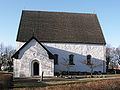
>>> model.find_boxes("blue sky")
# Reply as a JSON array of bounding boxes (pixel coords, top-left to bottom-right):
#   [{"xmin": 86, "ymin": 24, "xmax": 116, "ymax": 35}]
[{"xmin": 0, "ymin": 0, "xmax": 120, "ymax": 48}]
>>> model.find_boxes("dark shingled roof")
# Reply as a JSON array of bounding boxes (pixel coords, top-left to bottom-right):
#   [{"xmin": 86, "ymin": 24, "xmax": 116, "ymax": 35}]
[{"xmin": 17, "ymin": 10, "xmax": 106, "ymax": 45}]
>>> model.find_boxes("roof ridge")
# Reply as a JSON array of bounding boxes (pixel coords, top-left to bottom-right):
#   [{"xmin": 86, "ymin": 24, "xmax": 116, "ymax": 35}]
[{"xmin": 22, "ymin": 10, "xmax": 96, "ymax": 15}]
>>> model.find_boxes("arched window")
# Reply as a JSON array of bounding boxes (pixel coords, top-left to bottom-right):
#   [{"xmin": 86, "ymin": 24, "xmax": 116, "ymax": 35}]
[
  {"xmin": 69, "ymin": 54, "xmax": 75, "ymax": 65},
  {"xmin": 54, "ymin": 54, "xmax": 58, "ymax": 65},
  {"xmin": 87, "ymin": 55, "xmax": 91, "ymax": 65}
]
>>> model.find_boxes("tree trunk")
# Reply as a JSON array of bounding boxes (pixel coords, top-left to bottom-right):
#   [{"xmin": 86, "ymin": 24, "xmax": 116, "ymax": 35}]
[
  {"xmin": 90, "ymin": 65, "xmax": 93, "ymax": 77},
  {"xmin": 106, "ymin": 64, "xmax": 109, "ymax": 72},
  {"xmin": 106, "ymin": 56, "xmax": 110, "ymax": 72},
  {"xmin": 0, "ymin": 64, "xmax": 1, "ymax": 71},
  {"xmin": 67, "ymin": 68, "xmax": 70, "ymax": 75}
]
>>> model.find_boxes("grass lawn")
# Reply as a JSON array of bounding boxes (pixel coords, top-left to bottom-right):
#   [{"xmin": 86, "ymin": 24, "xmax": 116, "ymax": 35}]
[
  {"xmin": 1, "ymin": 72, "xmax": 120, "ymax": 89},
  {"xmin": 13, "ymin": 78, "xmax": 97, "ymax": 88},
  {"xmin": 12, "ymin": 74, "xmax": 120, "ymax": 90},
  {"xmin": 68, "ymin": 74, "xmax": 120, "ymax": 78}
]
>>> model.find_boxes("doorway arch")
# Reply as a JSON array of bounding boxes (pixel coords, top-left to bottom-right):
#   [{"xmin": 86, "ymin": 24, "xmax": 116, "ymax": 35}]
[
  {"xmin": 33, "ymin": 62, "xmax": 39, "ymax": 75},
  {"xmin": 31, "ymin": 60, "xmax": 39, "ymax": 76}
]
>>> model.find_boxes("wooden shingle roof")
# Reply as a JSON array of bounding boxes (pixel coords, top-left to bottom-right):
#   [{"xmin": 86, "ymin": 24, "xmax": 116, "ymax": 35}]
[{"xmin": 17, "ymin": 10, "xmax": 106, "ymax": 45}]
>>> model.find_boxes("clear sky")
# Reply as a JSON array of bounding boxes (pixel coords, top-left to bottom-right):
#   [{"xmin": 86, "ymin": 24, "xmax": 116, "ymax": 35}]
[{"xmin": 0, "ymin": 0, "xmax": 120, "ymax": 48}]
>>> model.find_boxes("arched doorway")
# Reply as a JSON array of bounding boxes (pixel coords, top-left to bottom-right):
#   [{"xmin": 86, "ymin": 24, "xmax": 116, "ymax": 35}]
[{"xmin": 33, "ymin": 62, "xmax": 39, "ymax": 75}]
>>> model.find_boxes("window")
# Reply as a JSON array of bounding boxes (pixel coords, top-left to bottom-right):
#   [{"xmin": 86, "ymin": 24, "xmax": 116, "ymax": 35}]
[
  {"xmin": 54, "ymin": 54, "xmax": 58, "ymax": 65},
  {"xmin": 69, "ymin": 54, "xmax": 75, "ymax": 65},
  {"xmin": 87, "ymin": 55, "xmax": 91, "ymax": 65}
]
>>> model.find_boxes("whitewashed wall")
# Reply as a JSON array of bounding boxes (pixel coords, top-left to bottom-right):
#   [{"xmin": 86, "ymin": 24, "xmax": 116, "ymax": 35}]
[
  {"xmin": 14, "ymin": 39, "xmax": 54, "ymax": 77},
  {"xmin": 42, "ymin": 43, "xmax": 106, "ymax": 73},
  {"xmin": 16, "ymin": 41, "xmax": 106, "ymax": 76}
]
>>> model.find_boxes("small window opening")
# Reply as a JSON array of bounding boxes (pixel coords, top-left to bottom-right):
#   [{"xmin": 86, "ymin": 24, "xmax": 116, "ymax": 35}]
[
  {"xmin": 54, "ymin": 54, "xmax": 58, "ymax": 65},
  {"xmin": 87, "ymin": 55, "xmax": 91, "ymax": 65},
  {"xmin": 69, "ymin": 54, "xmax": 75, "ymax": 65}
]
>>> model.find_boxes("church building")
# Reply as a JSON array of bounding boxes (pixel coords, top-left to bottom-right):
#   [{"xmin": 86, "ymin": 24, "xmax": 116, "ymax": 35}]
[{"xmin": 12, "ymin": 10, "xmax": 106, "ymax": 77}]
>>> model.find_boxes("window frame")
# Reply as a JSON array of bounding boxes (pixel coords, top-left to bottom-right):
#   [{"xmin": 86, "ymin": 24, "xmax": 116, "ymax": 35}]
[
  {"xmin": 54, "ymin": 54, "xmax": 58, "ymax": 65},
  {"xmin": 69, "ymin": 54, "xmax": 75, "ymax": 65},
  {"xmin": 87, "ymin": 55, "xmax": 91, "ymax": 65}
]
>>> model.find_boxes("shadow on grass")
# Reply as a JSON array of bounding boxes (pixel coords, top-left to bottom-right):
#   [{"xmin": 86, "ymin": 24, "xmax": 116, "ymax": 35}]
[
  {"xmin": 13, "ymin": 78, "xmax": 90, "ymax": 88},
  {"xmin": 13, "ymin": 78, "xmax": 49, "ymax": 88},
  {"xmin": 13, "ymin": 74, "xmax": 120, "ymax": 89}
]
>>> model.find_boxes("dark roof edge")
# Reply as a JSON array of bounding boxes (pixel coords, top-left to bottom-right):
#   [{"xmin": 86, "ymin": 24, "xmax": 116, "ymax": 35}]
[
  {"xmin": 12, "ymin": 36, "xmax": 54, "ymax": 59},
  {"xmin": 16, "ymin": 40, "xmax": 106, "ymax": 45},
  {"xmin": 16, "ymin": 11, "xmax": 24, "ymax": 41},
  {"xmin": 95, "ymin": 14, "xmax": 106, "ymax": 45},
  {"xmin": 22, "ymin": 10, "xmax": 96, "ymax": 15}
]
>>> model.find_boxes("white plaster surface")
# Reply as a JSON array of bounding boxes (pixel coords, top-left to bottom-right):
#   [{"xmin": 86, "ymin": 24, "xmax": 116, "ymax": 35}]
[
  {"xmin": 14, "ymin": 39, "xmax": 54, "ymax": 77},
  {"xmin": 42, "ymin": 43, "xmax": 106, "ymax": 73},
  {"xmin": 15, "ymin": 41, "xmax": 106, "ymax": 77}
]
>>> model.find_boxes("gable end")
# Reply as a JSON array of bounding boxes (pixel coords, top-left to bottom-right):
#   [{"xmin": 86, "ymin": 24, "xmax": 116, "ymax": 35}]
[{"xmin": 12, "ymin": 36, "xmax": 54, "ymax": 59}]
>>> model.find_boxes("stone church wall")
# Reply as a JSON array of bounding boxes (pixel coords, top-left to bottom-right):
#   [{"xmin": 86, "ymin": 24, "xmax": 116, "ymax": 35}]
[
  {"xmin": 42, "ymin": 43, "xmax": 106, "ymax": 73},
  {"xmin": 14, "ymin": 39, "xmax": 54, "ymax": 77},
  {"xmin": 16, "ymin": 41, "xmax": 106, "ymax": 75}
]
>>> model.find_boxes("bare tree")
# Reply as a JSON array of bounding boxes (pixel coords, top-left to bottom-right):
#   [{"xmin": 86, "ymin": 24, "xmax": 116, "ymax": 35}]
[
  {"xmin": 61, "ymin": 58, "xmax": 73, "ymax": 75},
  {"xmin": 115, "ymin": 48, "xmax": 120, "ymax": 64},
  {"xmin": 109, "ymin": 61, "xmax": 118, "ymax": 69},
  {"xmin": 106, "ymin": 45, "xmax": 112, "ymax": 72},
  {"xmin": 0, "ymin": 43, "xmax": 16, "ymax": 71},
  {"xmin": 57, "ymin": 66, "xmax": 64, "ymax": 77},
  {"xmin": 81, "ymin": 59, "xmax": 102, "ymax": 76},
  {"xmin": 106, "ymin": 44, "xmax": 120, "ymax": 73},
  {"xmin": 0, "ymin": 43, "xmax": 5, "ymax": 70},
  {"xmin": 106, "ymin": 44, "xmax": 118, "ymax": 71}
]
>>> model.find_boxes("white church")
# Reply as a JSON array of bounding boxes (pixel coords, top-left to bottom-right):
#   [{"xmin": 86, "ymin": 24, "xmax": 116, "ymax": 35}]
[{"xmin": 12, "ymin": 10, "xmax": 106, "ymax": 77}]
